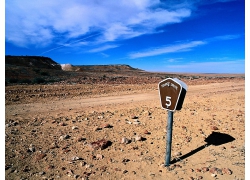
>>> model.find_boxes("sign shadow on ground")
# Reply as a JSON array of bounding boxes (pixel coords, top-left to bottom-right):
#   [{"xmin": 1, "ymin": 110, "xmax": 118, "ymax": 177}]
[{"xmin": 170, "ymin": 132, "xmax": 235, "ymax": 164}]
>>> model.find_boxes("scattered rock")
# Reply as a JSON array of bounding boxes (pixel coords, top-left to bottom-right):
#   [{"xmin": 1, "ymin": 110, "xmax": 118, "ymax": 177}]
[
  {"xmin": 131, "ymin": 115, "xmax": 138, "ymax": 119},
  {"xmin": 96, "ymin": 154, "xmax": 103, "ymax": 160},
  {"xmin": 35, "ymin": 153, "xmax": 46, "ymax": 161},
  {"xmin": 201, "ymin": 167, "xmax": 209, "ymax": 172},
  {"xmin": 222, "ymin": 168, "xmax": 233, "ymax": 175},
  {"xmin": 174, "ymin": 152, "xmax": 182, "ymax": 156},
  {"xmin": 132, "ymin": 135, "xmax": 142, "ymax": 141},
  {"xmin": 102, "ymin": 123, "xmax": 111, "ymax": 128},
  {"xmin": 121, "ymin": 137, "xmax": 130, "ymax": 144},
  {"xmin": 88, "ymin": 139, "xmax": 111, "ymax": 150},
  {"xmin": 59, "ymin": 135, "xmax": 70, "ymax": 141},
  {"xmin": 211, "ymin": 126, "xmax": 219, "ymax": 130},
  {"xmin": 93, "ymin": 126, "xmax": 102, "ymax": 131},
  {"xmin": 28, "ymin": 144, "xmax": 35, "ymax": 152},
  {"xmin": 71, "ymin": 156, "xmax": 81, "ymax": 161}
]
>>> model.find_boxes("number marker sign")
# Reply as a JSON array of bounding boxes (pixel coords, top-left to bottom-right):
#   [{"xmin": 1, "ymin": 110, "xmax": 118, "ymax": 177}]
[
  {"xmin": 158, "ymin": 78, "xmax": 187, "ymax": 111},
  {"xmin": 158, "ymin": 78, "xmax": 188, "ymax": 167}
]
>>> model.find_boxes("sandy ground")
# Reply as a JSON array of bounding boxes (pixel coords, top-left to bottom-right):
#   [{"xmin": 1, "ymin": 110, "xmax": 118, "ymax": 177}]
[{"xmin": 5, "ymin": 79, "xmax": 245, "ymax": 180}]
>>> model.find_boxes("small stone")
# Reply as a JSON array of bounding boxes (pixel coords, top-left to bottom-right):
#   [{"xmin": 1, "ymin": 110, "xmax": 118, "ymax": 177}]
[
  {"xmin": 88, "ymin": 139, "xmax": 110, "ymax": 150},
  {"xmin": 59, "ymin": 135, "xmax": 70, "ymax": 141},
  {"xmin": 67, "ymin": 170, "xmax": 74, "ymax": 177},
  {"xmin": 123, "ymin": 170, "xmax": 128, "ymax": 174},
  {"xmin": 198, "ymin": 176, "xmax": 203, "ymax": 179},
  {"xmin": 202, "ymin": 167, "xmax": 209, "ymax": 172},
  {"xmin": 196, "ymin": 168, "xmax": 201, "ymax": 172},
  {"xmin": 211, "ymin": 173, "xmax": 216, "ymax": 177},
  {"xmin": 93, "ymin": 126, "xmax": 101, "ymax": 131},
  {"xmin": 59, "ymin": 122, "xmax": 66, "ymax": 126},
  {"xmin": 222, "ymin": 168, "xmax": 233, "ymax": 175},
  {"xmin": 96, "ymin": 154, "xmax": 103, "ymax": 160},
  {"xmin": 98, "ymin": 115, "xmax": 104, "ymax": 119},
  {"xmin": 134, "ymin": 135, "xmax": 142, "ymax": 141},
  {"xmin": 144, "ymin": 130, "xmax": 151, "ymax": 135},
  {"xmin": 133, "ymin": 121, "xmax": 140, "ymax": 125},
  {"xmin": 71, "ymin": 156, "xmax": 80, "ymax": 161},
  {"xmin": 39, "ymin": 171, "xmax": 45, "ymax": 175},
  {"xmin": 102, "ymin": 123, "xmax": 111, "ymax": 128},
  {"xmin": 174, "ymin": 152, "xmax": 182, "ymax": 156},
  {"xmin": 209, "ymin": 167, "xmax": 217, "ymax": 174},
  {"xmin": 72, "ymin": 126, "xmax": 78, "ymax": 130},
  {"xmin": 28, "ymin": 144, "xmax": 35, "ymax": 152},
  {"xmin": 121, "ymin": 137, "xmax": 130, "ymax": 144},
  {"xmin": 131, "ymin": 115, "xmax": 138, "ymax": 119},
  {"xmin": 35, "ymin": 153, "xmax": 46, "ymax": 161},
  {"xmin": 79, "ymin": 162, "xmax": 86, "ymax": 167},
  {"xmin": 211, "ymin": 126, "xmax": 219, "ymax": 130}
]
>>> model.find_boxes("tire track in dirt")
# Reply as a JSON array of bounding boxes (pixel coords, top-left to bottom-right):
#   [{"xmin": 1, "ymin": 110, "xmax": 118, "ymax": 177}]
[{"xmin": 5, "ymin": 81, "xmax": 244, "ymax": 116}]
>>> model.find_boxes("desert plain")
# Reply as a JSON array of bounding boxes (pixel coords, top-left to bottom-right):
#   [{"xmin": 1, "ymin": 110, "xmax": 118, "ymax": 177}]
[{"xmin": 5, "ymin": 74, "xmax": 245, "ymax": 180}]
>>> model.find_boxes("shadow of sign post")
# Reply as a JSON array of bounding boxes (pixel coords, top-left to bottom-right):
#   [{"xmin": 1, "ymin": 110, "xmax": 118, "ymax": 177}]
[{"xmin": 170, "ymin": 132, "xmax": 235, "ymax": 164}]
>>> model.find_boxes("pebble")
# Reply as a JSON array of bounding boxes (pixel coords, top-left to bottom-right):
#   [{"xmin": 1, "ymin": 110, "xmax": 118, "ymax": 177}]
[
  {"xmin": 121, "ymin": 137, "xmax": 130, "ymax": 144},
  {"xmin": 88, "ymin": 139, "xmax": 110, "ymax": 150},
  {"xmin": 211, "ymin": 173, "xmax": 217, "ymax": 177},
  {"xmin": 102, "ymin": 123, "xmax": 111, "ymax": 128},
  {"xmin": 133, "ymin": 135, "xmax": 142, "ymax": 141},
  {"xmin": 222, "ymin": 168, "xmax": 233, "ymax": 175},
  {"xmin": 72, "ymin": 126, "xmax": 78, "ymax": 130},
  {"xmin": 201, "ymin": 167, "xmax": 209, "ymax": 172},
  {"xmin": 28, "ymin": 144, "xmax": 35, "ymax": 152},
  {"xmin": 59, "ymin": 135, "xmax": 70, "ymax": 141},
  {"xmin": 96, "ymin": 154, "xmax": 103, "ymax": 160},
  {"xmin": 93, "ymin": 126, "xmax": 101, "ymax": 131},
  {"xmin": 174, "ymin": 152, "xmax": 182, "ymax": 156},
  {"xmin": 35, "ymin": 153, "xmax": 46, "ymax": 161},
  {"xmin": 133, "ymin": 120, "xmax": 140, "ymax": 125},
  {"xmin": 71, "ymin": 156, "xmax": 81, "ymax": 161},
  {"xmin": 131, "ymin": 115, "xmax": 138, "ymax": 119},
  {"xmin": 211, "ymin": 126, "xmax": 219, "ymax": 130}
]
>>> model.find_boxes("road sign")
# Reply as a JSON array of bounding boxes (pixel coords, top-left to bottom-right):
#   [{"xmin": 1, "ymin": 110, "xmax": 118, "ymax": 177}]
[
  {"xmin": 158, "ymin": 78, "xmax": 188, "ymax": 167},
  {"xmin": 158, "ymin": 78, "xmax": 187, "ymax": 111}
]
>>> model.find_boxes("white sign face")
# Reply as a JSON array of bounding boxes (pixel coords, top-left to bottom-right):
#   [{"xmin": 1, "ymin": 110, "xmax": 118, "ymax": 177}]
[{"xmin": 158, "ymin": 78, "xmax": 187, "ymax": 111}]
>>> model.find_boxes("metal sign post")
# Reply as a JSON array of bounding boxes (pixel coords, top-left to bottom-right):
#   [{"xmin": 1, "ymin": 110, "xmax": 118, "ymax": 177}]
[
  {"xmin": 158, "ymin": 78, "xmax": 187, "ymax": 167},
  {"xmin": 165, "ymin": 110, "xmax": 173, "ymax": 166}
]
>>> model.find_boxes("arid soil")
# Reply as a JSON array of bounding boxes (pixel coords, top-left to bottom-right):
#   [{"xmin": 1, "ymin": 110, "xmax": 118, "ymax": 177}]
[{"xmin": 5, "ymin": 78, "xmax": 245, "ymax": 180}]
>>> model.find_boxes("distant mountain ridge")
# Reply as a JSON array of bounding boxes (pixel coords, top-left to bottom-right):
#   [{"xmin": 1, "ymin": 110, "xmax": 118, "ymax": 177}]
[
  {"xmin": 5, "ymin": 55, "xmax": 142, "ymax": 72},
  {"xmin": 5, "ymin": 55, "xmax": 145, "ymax": 85}
]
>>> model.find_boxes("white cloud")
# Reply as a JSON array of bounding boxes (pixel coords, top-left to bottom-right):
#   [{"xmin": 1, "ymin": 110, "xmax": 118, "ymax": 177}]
[
  {"xmin": 88, "ymin": 45, "xmax": 119, "ymax": 53},
  {"xmin": 5, "ymin": 0, "xmax": 191, "ymax": 48},
  {"xmin": 129, "ymin": 41, "xmax": 206, "ymax": 59},
  {"xmin": 128, "ymin": 33, "xmax": 241, "ymax": 59}
]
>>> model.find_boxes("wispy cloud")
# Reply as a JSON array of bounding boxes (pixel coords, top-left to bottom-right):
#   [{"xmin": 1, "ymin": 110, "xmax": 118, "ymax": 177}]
[
  {"xmin": 129, "ymin": 41, "xmax": 206, "ymax": 59},
  {"xmin": 206, "ymin": 34, "xmax": 241, "ymax": 42},
  {"xmin": 128, "ymin": 34, "xmax": 241, "ymax": 59},
  {"xmin": 5, "ymin": 0, "xmax": 192, "ymax": 48},
  {"xmin": 88, "ymin": 45, "xmax": 119, "ymax": 53}
]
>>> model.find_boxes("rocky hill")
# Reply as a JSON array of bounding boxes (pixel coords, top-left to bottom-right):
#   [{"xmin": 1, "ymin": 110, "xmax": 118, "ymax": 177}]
[{"xmin": 5, "ymin": 55, "xmax": 62, "ymax": 70}]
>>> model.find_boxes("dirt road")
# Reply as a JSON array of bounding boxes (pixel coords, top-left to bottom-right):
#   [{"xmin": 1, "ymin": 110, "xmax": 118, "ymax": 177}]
[{"xmin": 6, "ymin": 81, "xmax": 244, "ymax": 115}]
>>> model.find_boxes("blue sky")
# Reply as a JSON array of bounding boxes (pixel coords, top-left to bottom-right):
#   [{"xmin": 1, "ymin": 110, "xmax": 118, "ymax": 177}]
[{"xmin": 5, "ymin": 0, "xmax": 245, "ymax": 73}]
